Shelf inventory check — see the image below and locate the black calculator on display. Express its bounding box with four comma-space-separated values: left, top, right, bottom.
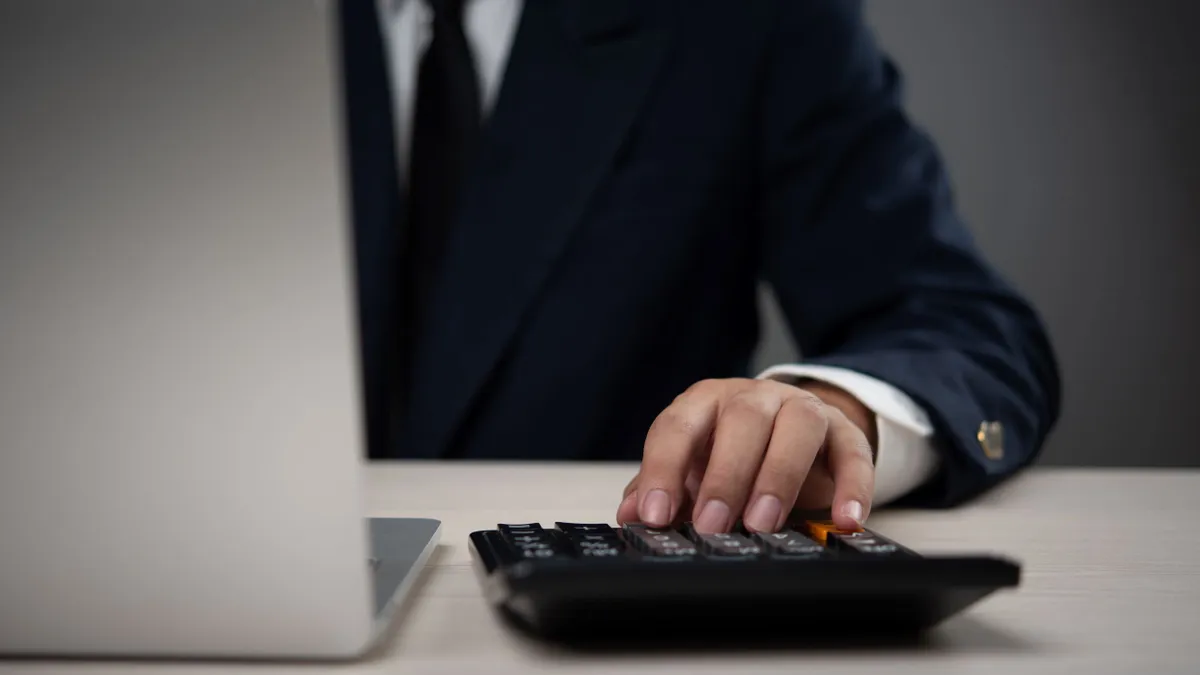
469, 519, 1020, 643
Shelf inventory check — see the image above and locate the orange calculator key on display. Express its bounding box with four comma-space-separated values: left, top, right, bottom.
803, 519, 863, 545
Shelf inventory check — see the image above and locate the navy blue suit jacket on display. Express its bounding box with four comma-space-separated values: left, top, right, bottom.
337, 0, 1061, 507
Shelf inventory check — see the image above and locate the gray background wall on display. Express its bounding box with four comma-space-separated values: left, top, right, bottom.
753, 0, 1200, 466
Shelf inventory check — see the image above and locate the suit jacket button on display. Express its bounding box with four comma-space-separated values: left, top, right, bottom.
977, 421, 1004, 460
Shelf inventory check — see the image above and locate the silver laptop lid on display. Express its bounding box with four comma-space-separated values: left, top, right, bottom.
0, 0, 376, 656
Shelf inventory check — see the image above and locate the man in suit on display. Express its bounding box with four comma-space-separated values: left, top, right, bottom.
338, 0, 1061, 534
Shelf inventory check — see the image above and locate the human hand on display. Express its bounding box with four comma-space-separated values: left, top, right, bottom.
616, 378, 877, 534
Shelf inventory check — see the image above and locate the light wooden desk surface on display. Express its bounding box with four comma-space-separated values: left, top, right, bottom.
5, 463, 1200, 674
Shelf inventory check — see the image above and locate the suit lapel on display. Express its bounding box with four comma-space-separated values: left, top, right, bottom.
401, 0, 672, 457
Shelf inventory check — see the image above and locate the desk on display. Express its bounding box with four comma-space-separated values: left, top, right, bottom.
4, 464, 1199, 674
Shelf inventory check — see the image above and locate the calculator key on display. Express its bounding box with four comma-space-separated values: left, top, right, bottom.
503, 538, 567, 559
572, 534, 625, 550
574, 539, 621, 550
574, 539, 625, 557
498, 523, 569, 559
579, 547, 622, 558
514, 543, 556, 556
827, 530, 911, 557
505, 534, 552, 547
688, 529, 762, 558
498, 522, 545, 536
802, 519, 862, 545
623, 524, 697, 557
573, 532, 619, 543
505, 534, 554, 554
508, 538, 569, 560
506, 532, 547, 543
555, 522, 616, 535
555, 523, 622, 549
753, 529, 827, 558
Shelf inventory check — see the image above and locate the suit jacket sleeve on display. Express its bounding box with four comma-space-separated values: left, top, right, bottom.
756, 0, 1061, 507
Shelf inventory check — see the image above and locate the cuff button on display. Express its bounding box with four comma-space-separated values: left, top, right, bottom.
977, 421, 1004, 460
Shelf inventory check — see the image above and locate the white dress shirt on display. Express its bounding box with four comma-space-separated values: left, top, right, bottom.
374, 0, 940, 505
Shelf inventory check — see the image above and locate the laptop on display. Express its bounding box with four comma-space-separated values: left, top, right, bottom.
0, 0, 439, 659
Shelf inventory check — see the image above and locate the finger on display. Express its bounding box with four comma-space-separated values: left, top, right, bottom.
792, 458, 834, 510
616, 486, 640, 524
684, 464, 702, 503
692, 388, 784, 533
664, 462, 706, 527
616, 471, 642, 523
623, 473, 640, 498
637, 386, 721, 527
742, 393, 829, 533
619, 416, 712, 525
824, 407, 876, 530
682, 431, 711, 503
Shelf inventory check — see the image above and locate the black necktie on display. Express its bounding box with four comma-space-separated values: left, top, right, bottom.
404, 0, 482, 340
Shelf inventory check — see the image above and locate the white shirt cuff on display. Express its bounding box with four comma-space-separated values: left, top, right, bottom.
756, 363, 940, 505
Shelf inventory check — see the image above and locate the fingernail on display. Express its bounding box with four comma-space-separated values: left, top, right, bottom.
744, 495, 783, 532
640, 489, 672, 526
694, 499, 731, 533
842, 500, 864, 525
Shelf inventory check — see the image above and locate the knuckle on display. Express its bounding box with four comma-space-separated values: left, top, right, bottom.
837, 439, 874, 469
793, 390, 826, 414
724, 390, 778, 419
675, 378, 727, 406
782, 393, 828, 428
686, 378, 722, 395
650, 408, 697, 436
853, 438, 875, 464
